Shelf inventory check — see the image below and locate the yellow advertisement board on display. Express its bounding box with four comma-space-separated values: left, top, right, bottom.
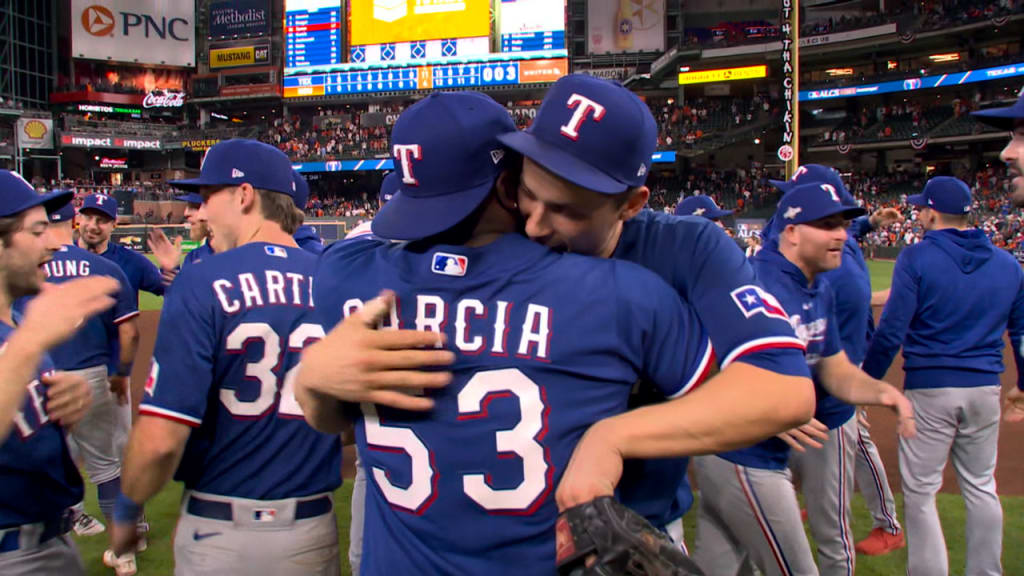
678, 64, 768, 85
210, 44, 270, 69
349, 0, 491, 46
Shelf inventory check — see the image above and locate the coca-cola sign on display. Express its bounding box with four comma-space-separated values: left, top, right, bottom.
143, 90, 186, 109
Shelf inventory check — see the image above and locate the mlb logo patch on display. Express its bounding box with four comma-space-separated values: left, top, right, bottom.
730, 285, 790, 322
432, 252, 468, 277
253, 508, 277, 522
265, 246, 288, 258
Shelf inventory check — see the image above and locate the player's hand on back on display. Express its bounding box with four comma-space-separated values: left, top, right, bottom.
147, 228, 183, 272
17, 276, 119, 350
42, 371, 92, 427
1004, 387, 1024, 423
775, 418, 830, 452
297, 290, 455, 412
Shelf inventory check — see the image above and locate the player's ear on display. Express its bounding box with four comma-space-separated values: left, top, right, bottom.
618, 186, 649, 221
494, 168, 519, 213
238, 183, 257, 213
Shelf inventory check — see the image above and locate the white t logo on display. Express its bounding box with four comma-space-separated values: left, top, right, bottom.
791, 165, 808, 181
820, 184, 840, 203
559, 94, 606, 141
95, 194, 107, 205
393, 144, 422, 186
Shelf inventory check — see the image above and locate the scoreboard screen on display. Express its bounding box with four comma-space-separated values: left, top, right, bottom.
284, 0, 568, 97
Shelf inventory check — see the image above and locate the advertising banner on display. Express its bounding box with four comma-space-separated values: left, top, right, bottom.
588, 0, 665, 54
348, 0, 491, 45
210, 44, 270, 69
72, 0, 195, 67
60, 132, 162, 150
16, 118, 54, 149
208, 0, 269, 38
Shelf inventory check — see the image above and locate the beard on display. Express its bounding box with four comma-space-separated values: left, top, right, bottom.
6, 264, 42, 300
189, 221, 211, 243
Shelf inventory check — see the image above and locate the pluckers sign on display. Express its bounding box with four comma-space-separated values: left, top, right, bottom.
779, 0, 799, 174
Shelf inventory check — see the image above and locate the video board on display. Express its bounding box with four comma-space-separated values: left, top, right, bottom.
284, 0, 568, 97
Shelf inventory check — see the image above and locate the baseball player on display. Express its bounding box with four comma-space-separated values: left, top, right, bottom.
0, 172, 114, 576
496, 74, 814, 537
770, 165, 906, 557
862, 176, 1024, 576
110, 139, 343, 575
674, 195, 733, 226
297, 91, 715, 575
688, 183, 915, 576
972, 87, 1024, 207
14, 202, 142, 568
145, 192, 215, 276
291, 170, 325, 255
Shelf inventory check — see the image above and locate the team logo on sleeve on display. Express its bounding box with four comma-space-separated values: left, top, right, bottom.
144, 360, 159, 396
730, 285, 789, 321
431, 252, 468, 277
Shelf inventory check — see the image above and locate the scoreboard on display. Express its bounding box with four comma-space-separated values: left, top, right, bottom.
285, 0, 343, 70
283, 0, 568, 98
283, 59, 568, 97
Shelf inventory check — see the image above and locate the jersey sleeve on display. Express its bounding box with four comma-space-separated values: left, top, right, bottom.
1007, 265, 1024, 391
313, 238, 382, 330
862, 249, 919, 379
136, 251, 167, 297
619, 265, 714, 399
137, 267, 216, 426
822, 282, 842, 359
677, 222, 807, 375
848, 216, 873, 241
109, 265, 139, 325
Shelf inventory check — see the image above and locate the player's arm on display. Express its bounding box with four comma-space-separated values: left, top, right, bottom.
816, 350, 914, 436
137, 251, 168, 296
0, 278, 118, 439
1003, 268, 1024, 421
110, 267, 140, 404
296, 291, 454, 433
861, 251, 919, 379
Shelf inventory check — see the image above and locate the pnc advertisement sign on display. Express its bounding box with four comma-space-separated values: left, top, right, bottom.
72, 0, 195, 68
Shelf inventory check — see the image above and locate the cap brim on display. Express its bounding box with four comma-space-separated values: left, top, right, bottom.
497, 131, 632, 195
971, 107, 1023, 131
769, 179, 794, 192
906, 193, 928, 207
709, 208, 734, 218
168, 177, 237, 192
40, 190, 73, 214
371, 178, 494, 242
175, 193, 203, 204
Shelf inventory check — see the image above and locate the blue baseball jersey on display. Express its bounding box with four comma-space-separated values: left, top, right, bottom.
14, 245, 138, 371
0, 323, 83, 527
139, 243, 341, 500
315, 233, 711, 575
182, 241, 215, 269
820, 225, 873, 365
98, 242, 166, 299
718, 244, 844, 470
611, 211, 809, 524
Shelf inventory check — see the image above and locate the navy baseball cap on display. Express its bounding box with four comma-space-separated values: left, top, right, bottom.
170, 139, 297, 202
907, 176, 972, 214
372, 92, 516, 241
292, 170, 310, 209
175, 192, 203, 205
675, 195, 733, 219
379, 171, 399, 205
770, 164, 857, 207
48, 202, 76, 223
80, 193, 118, 220
775, 182, 866, 227
971, 87, 1024, 131
0, 172, 71, 218
498, 74, 657, 195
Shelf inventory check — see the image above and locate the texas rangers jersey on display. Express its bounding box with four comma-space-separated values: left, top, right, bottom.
139, 243, 341, 500
0, 323, 83, 527
612, 211, 809, 524
98, 241, 165, 299
315, 233, 712, 575
718, 244, 843, 470
820, 225, 873, 365
181, 241, 215, 269
14, 245, 138, 371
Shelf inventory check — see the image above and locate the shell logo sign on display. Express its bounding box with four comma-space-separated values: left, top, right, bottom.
16, 118, 53, 149
22, 120, 48, 140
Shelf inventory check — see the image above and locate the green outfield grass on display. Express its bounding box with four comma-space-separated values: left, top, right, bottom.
72, 480, 1023, 576
868, 258, 897, 292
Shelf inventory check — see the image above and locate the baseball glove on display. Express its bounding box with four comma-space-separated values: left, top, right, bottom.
555, 496, 705, 576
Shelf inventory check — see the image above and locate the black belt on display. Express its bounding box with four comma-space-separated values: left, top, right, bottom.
0, 514, 72, 553
186, 495, 332, 522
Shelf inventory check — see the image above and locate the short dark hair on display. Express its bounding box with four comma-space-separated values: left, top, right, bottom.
257, 188, 302, 235
0, 213, 26, 247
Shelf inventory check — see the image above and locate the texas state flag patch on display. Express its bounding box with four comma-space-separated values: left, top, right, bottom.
432, 252, 468, 277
